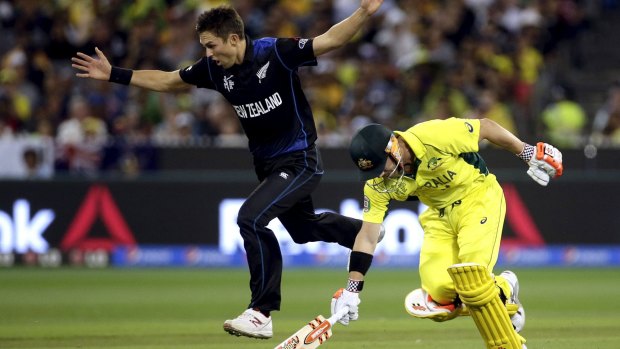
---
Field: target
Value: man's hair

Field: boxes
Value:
[195,6,244,41]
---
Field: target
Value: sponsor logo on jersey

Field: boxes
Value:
[392,179,409,194]
[298,38,308,49]
[232,92,283,118]
[279,172,289,180]
[256,61,270,83]
[363,195,370,212]
[427,157,443,171]
[223,75,235,91]
[465,122,474,133]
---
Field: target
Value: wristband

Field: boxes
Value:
[348,251,373,275]
[346,278,364,292]
[109,66,133,85]
[516,143,535,162]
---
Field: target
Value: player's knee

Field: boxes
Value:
[279,217,315,244]
[289,234,311,244]
[236,206,267,235]
[236,210,252,231]
[285,225,313,243]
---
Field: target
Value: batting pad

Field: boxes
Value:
[448,263,523,349]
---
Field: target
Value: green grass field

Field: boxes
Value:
[1,267,619,349]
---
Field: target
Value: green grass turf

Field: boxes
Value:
[1,267,619,348]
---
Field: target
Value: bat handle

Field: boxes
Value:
[326,305,350,325]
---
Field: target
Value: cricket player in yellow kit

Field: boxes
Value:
[330,117,563,349]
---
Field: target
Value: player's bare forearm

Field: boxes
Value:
[313,0,383,56]
[72,47,189,93]
[478,118,524,155]
[349,222,380,280]
[130,70,190,92]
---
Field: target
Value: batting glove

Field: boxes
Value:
[331,288,360,325]
[518,142,563,186]
[526,165,551,186]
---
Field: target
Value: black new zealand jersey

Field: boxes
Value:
[179,36,318,161]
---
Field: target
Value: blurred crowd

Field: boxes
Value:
[0,0,618,177]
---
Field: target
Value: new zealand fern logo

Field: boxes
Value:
[257,61,270,84]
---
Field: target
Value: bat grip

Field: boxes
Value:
[326,306,350,325]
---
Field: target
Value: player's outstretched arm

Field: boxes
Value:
[71,47,190,93]
[313,0,383,57]
[331,221,381,325]
[479,118,563,186]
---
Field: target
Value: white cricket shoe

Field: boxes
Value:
[223,309,273,339]
[404,288,462,322]
[500,270,525,333]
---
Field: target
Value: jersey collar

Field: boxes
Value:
[394,130,426,159]
[242,35,254,64]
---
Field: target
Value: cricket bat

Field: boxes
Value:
[273,306,349,349]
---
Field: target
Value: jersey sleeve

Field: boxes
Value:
[414,117,481,154]
[179,57,216,89]
[361,183,392,224]
[275,38,317,70]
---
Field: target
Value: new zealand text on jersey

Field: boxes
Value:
[233,92,283,118]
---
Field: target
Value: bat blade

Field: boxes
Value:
[273,315,331,349]
[273,307,349,349]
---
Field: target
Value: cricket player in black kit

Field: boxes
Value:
[72,0,385,340]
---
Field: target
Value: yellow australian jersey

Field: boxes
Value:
[363,118,492,223]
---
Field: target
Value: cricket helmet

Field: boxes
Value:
[349,124,393,181]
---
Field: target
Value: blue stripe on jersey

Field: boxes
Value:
[289,70,308,150]
[273,43,311,153]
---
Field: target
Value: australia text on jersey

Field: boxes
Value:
[232,92,283,118]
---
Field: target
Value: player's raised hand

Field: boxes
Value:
[71,47,112,81]
[527,142,563,186]
[360,0,384,15]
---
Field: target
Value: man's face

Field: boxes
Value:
[381,156,402,179]
[366,152,405,194]
[380,135,404,179]
[199,31,239,69]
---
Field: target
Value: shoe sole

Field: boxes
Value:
[223,323,272,339]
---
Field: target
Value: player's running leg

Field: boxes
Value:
[448,263,526,349]
[278,195,362,248]
[497,270,525,332]
[225,148,326,339]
